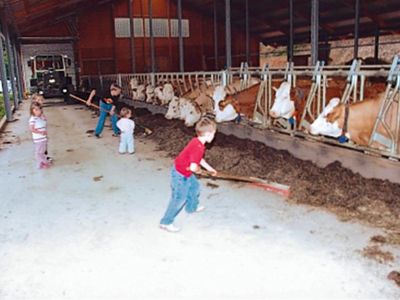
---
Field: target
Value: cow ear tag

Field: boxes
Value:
[338,135,349,143]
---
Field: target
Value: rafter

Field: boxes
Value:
[339,0,390,28]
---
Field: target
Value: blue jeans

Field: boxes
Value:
[95,101,119,135]
[160,166,200,225]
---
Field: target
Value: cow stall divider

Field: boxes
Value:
[369,55,400,157]
[79,59,400,160]
[253,64,271,127]
[297,61,326,132]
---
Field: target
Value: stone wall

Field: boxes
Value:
[260,34,400,67]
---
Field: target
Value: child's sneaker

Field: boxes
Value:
[195,205,205,213]
[159,223,180,233]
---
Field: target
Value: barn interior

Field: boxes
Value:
[1,0,400,299]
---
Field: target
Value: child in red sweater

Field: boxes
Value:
[160,117,217,232]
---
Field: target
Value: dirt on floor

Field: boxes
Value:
[132,107,400,241]
[360,245,395,264]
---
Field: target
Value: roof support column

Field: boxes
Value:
[177,0,184,72]
[2,17,19,109]
[213,0,219,70]
[148,0,155,73]
[225,0,232,69]
[245,0,249,65]
[288,0,294,63]
[128,0,136,73]
[310,0,319,65]
[12,41,24,102]
[0,33,13,121]
[374,28,380,63]
[354,0,360,59]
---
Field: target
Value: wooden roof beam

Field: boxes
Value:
[229,1,289,36]
[293,9,336,35]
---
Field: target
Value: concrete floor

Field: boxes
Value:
[0,100,400,300]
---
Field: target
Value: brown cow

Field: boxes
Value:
[310,92,399,150]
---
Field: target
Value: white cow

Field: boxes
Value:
[154,83,175,106]
[129,78,146,101]
[212,86,239,123]
[179,98,202,127]
[145,85,155,103]
[269,81,295,119]
[165,96,202,127]
[165,96,181,120]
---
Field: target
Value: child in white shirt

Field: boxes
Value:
[29,103,50,169]
[116,107,135,154]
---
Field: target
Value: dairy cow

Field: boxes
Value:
[164,96,201,127]
[129,78,146,101]
[212,86,239,123]
[154,83,175,106]
[310,93,399,150]
[269,81,295,119]
[145,85,155,103]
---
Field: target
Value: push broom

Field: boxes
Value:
[69,93,153,136]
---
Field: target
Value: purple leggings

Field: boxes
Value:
[34,140,48,168]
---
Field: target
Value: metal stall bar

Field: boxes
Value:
[129,0,136,73]
[340,59,360,104]
[288,0,294,63]
[225,0,232,69]
[310,0,319,66]
[374,28,380,63]
[1,17,18,109]
[299,61,324,131]
[213,0,219,70]
[369,55,400,155]
[253,64,270,127]
[177,0,184,72]
[13,41,24,101]
[245,0,249,65]
[0,32,12,121]
[148,0,155,73]
[354,0,360,59]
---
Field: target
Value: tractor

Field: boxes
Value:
[28,55,75,100]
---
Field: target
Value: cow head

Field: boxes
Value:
[269,81,295,119]
[165,96,180,119]
[183,102,202,127]
[162,83,175,103]
[130,78,139,90]
[146,85,154,94]
[310,98,343,137]
[137,85,145,93]
[213,86,226,103]
[154,86,163,99]
[195,93,214,115]
[145,85,155,103]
